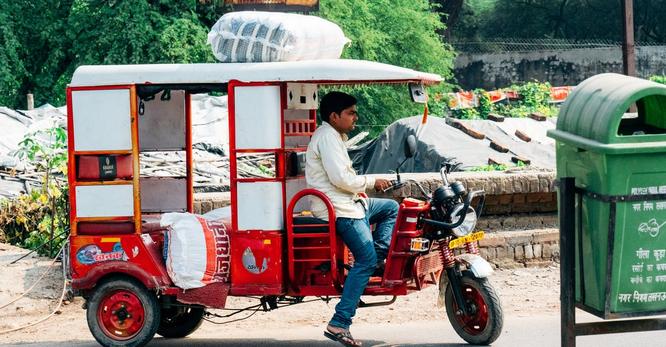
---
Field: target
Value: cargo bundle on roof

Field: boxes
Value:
[207,11,349,63]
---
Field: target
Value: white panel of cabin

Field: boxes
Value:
[286,83,318,109]
[72,89,132,151]
[139,90,186,151]
[76,184,134,217]
[234,86,281,149]
[286,178,309,213]
[236,181,283,230]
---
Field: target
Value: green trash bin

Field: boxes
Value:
[548,73,666,318]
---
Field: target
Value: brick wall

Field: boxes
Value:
[193,170,560,266]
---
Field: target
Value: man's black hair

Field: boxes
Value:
[319,91,357,123]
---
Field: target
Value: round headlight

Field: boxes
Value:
[450,205,477,237]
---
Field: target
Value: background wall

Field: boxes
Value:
[454,45,666,90]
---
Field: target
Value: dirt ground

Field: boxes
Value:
[0,242,560,345]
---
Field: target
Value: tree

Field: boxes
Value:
[0,2,72,109]
[454,0,666,43]
[321,0,455,135]
[0,8,28,108]
[431,0,464,40]
[0,0,217,109]
[0,0,455,128]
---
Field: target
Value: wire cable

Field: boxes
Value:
[0,243,68,335]
[203,308,259,325]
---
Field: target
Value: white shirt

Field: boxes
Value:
[305,122,376,220]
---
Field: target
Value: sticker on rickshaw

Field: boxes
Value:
[448,231,485,249]
[242,247,269,274]
[76,242,128,265]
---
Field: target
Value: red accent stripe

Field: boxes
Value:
[66,87,77,235]
[198,216,217,283]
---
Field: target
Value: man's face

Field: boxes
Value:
[330,105,358,134]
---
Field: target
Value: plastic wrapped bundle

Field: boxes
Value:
[207,11,350,63]
[161,213,231,289]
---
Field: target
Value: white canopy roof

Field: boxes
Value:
[70,59,442,87]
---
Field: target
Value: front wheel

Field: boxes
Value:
[156,305,205,338]
[445,273,503,345]
[86,278,160,347]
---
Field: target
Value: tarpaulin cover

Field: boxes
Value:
[350,116,556,173]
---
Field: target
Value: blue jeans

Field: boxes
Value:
[329,198,399,329]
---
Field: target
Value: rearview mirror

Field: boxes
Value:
[409,83,428,104]
[404,135,417,158]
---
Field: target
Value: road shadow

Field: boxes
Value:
[4,337,474,347]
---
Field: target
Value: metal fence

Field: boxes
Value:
[452,38,665,54]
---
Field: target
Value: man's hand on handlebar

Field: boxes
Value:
[374,178,393,192]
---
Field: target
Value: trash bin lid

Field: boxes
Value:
[548,73,666,154]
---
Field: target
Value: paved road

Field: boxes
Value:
[5,312,666,347]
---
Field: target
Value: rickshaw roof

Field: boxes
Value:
[70,59,442,87]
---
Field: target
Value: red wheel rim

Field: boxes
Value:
[452,284,489,336]
[97,289,146,340]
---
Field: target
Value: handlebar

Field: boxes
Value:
[381,179,430,198]
[381,180,405,193]
[422,190,483,229]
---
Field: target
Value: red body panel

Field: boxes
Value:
[70,234,171,290]
[77,154,133,180]
[229,230,284,295]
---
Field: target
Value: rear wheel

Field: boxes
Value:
[86,278,160,347]
[445,273,503,345]
[156,305,205,338]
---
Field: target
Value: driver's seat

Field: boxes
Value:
[286,189,347,293]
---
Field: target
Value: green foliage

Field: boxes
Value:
[475,88,492,119]
[320,0,455,136]
[448,82,558,120]
[469,163,507,172]
[0,0,217,109]
[0,3,30,108]
[451,107,480,120]
[650,76,666,85]
[468,159,527,172]
[517,82,551,108]
[455,0,666,43]
[0,0,454,139]
[0,127,69,256]
[494,82,558,118]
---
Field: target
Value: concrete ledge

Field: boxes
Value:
[367,170,557,214]
[479,229,560,269]
[192,171,560,267]
[193,192,230,215]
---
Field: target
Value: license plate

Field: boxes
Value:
[448,231,485,249]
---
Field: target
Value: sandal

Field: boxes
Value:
[324,327,363,347]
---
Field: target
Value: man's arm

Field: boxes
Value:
[318,132,375,193]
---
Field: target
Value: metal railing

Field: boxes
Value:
[452,38,665,54]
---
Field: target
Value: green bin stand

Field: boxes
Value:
[549,73,666,345]
[550,73,666,317]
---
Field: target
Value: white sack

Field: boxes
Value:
[207,11,350,63]
[161,213,231,289]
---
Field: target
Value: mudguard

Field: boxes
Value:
[456,253,494,278]
[437,254,494,308]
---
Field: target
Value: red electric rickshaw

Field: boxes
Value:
[65,59,502,347]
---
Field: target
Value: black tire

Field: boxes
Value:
[86,278,160,347]
[156,305,205,338]
[445,273,503,345]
